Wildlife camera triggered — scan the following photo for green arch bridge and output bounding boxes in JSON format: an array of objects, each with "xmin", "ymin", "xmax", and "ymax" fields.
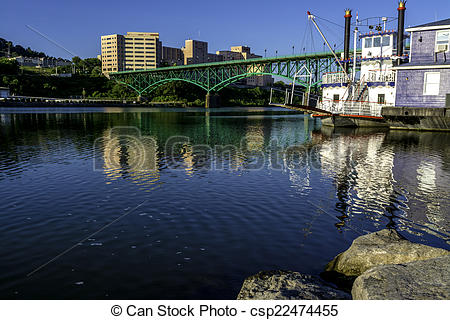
[{"xmin": 109, "ymin": 51, "xmax": 341, "ymax": 107}]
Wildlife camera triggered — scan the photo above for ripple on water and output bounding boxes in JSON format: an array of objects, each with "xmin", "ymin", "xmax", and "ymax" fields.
[{"xmin": 0, "ymin": 111, "xmax": 448, "ymax": 299}]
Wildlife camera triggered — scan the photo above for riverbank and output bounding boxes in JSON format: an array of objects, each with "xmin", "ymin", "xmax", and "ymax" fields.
[
  {"xmin": 238, "ymin": 229, "xmax": 450, "ymax": 300},
  {"xmin": 0, "ymin": 98, "xmax": 187, "ymax": 108}
]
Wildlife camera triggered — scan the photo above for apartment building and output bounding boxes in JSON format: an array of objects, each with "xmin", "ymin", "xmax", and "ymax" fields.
[
  {"xmin": 101, "ymin": 32, "xmax": 161, "ymax": 75},
  {"xmin": 162, "ymin": 46, "xmax": 184, "ymax": 66},
  {"xmin": 216, "ymin": 46, "xmax": 273, "ymax": 87},
  {"xmin": 207, "ymin": 53, "xmax": 223, "ymax": 63},
  {"xmin": 215, "ymin": 50, "xmax": 242, "ymax": 61}
]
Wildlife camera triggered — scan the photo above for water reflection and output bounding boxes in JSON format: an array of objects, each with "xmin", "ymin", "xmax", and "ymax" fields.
[
  {"xmin": 100, "ymin": 128, "xmax": 161, "ymax": 189},
  {"xmin": 0, "ymin": 109, "xmax": 449, "ymax": 299}
]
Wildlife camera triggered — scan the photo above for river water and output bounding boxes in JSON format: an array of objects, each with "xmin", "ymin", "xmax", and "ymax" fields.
[{"xmin": 0, "ymin": 107, "xmax": 449, "ymax": 299}]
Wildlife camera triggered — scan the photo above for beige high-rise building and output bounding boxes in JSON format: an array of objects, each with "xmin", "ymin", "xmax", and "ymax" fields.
[
  {"xmin": 101, "ymin": 34, "xmax": 125, "ymax": 74},
  {"xmin": 124, "ymin": 32, "xmax": 161, "ymax": 71},
  {"xmin": 182, "ymin": 40, "xmax": 208, "ymax": 65},
  {"xmin": 101, "ymin": 32, "xmax": 162, "ymax": 75}
]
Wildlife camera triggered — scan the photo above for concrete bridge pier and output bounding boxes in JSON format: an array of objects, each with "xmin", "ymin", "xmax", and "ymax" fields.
[{"xmin": 205, "ymin": 93, "xmax": 220, "ymax": 108}]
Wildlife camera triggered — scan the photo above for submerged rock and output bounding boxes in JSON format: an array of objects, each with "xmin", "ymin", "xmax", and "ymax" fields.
[
  {"xmin": 352, "ymin": 255, "xmax": 450, "ymax": 300},
  {"xmin": 237, "ymin": 270, "xmax": 350, "ymax": 300},
  {"xmin": 325, "ymin": 229, "xmax": 449, "ymax": 277}
]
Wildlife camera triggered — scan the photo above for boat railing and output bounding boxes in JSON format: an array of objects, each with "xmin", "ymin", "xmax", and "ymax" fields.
[
  {"xmin": 318, "ymin": 98, "xmax": 393, "ymax": 117},
  {"xmin": 367, "ymin": 70, "xmax": 396, "ymax": 82},
  {"xmin": 322, "ymin": 71, "xmax": 348, "ymax": 84}
]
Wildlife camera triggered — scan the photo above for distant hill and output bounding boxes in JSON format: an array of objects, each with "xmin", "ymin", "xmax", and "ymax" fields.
[{"xmin": 0, "ymin": 38, "xmax": 47, "ymax": 58}]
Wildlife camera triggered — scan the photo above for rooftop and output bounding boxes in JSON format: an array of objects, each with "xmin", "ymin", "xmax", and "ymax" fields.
[
  {"xmin": 406, "ymin": 18, "xmax": 450, "ymax": 32},
  {"xmin": 392, "ymin": 61, "xmax": 450, "ymax": 69},
  {"xmin": 411, "ymin": 18, "xmax": 450, "ymax": 29}
]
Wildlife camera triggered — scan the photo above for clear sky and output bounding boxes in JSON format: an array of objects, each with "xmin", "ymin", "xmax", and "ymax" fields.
[{"xmin": 1, "ymin": 0, "xmax": 449, "ymax": 59}]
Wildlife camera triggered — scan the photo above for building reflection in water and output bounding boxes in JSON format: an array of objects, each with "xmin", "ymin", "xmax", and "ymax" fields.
[
  {"xmin": 92, "ymin": 114, "xmax": 448, "ymax": 244},
  {"xmin": 101, "ymin": 128, "xmax": 161, "ymax": 191},
  {"xmin": 305, "ymin": 126, "xmax": 449, "ymax": 245}
]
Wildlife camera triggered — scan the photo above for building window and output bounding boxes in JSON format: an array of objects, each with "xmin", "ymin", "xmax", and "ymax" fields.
[
  {"xmin": 435, "ymin": 30, "xmax": 450, "ymax": 52},
  {"xmin": 364, "ymin": 38, "xmax": 372, "ymax": 48},
  {"xmin": 373, "ymin": 37, "xmax": 381, "ymax": 47},
  {"xmin": 377, "ymin": 94, "xmax": 385, "ymax": 104},
  {"xmin": 423, "ymin": 72, "xmax": 440, "ymax": 95}
]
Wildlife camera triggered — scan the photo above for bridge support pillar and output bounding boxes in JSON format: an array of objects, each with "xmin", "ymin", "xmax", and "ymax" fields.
[{"xmin": 205, "ymin": 93, "xmax": 220, "ymax": 108}]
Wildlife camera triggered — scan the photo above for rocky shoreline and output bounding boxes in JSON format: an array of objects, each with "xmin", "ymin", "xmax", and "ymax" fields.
[{"xmin": 237, "ymin": 229, "xmax": 450, "ymax": 300}]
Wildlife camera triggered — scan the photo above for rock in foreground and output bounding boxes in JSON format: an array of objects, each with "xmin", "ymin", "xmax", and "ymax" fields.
[
  {"xmin": 352, "ymin": 255, "xmax": 450, "ymax": 299},
  {"xmin": 325, "ymin": 229, "xmax": 449, "ymax": 277},
  {"xmin": 237, "ymin": 271, "xmax": 350, "ymax": 300}
]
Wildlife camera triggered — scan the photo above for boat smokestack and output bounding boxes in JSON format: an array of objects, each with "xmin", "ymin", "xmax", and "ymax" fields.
[
  {"xmin": 397, "ymin": 1, "xmax": 406, "ymax": 59},
  {"xmin": 344, "ymin": 9, "xmax": 352, "ymax": 73}
]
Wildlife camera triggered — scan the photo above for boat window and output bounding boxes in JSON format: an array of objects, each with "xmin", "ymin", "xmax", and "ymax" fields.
[
  {"xmin": 365, "ymin": 38, "xmax": 372, "ymax": 48},
  {"xmin": 333, "ymin": 94, "xmax": 340, "ymax": 101},
  {"xmin": 377, "ymin": 94, "xmax": 385, "ymax": 104},
  {"xmin": 373, "ymin": 37, "xmax": 381, "ymax": 47},
  {"xmin": 382, "ymin": 36, "xmax": 390, "ymax": 46}
]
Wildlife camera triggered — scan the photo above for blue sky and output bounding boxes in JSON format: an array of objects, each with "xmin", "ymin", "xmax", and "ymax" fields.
[{"xmin": 1, "ymin": 0, "xmax": 449, "ymax": 59}]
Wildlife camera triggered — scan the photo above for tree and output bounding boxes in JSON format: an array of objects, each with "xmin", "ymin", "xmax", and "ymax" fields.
[
  {"xmin": 0, "ymin": 58, "xmax": 19, "ymax": 75},
  {"xmin": 91, "ymin": 66, "xmax": 102, "ymax": 76},
  {"xmin": 72, "ymin": 56, "xmax": 82, "ymax": 66}
]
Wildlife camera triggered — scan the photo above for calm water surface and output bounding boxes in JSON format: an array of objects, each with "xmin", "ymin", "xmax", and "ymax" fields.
[{"xmin": 0, "ymin": 107, "xmax": 449, "ymax": 299}]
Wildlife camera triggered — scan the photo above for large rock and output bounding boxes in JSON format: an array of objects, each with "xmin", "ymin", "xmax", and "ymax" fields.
[
  {"xmin": 352, "ymin": 255, "xmax": 450, "ymax": 299},
  {"xmin": 325, "ymin": 229, "xmax": 449, "ymax": 277},
  {"xmin": 237, "ymin": 270, "xmax": 350, "ymax": 300}
]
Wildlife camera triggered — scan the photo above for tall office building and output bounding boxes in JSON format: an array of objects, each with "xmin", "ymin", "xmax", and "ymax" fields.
[
  {"xmin": 182, "ymin": 40, "xmax": 208, "ymax": 65},
  {"xmin": 100, "ymin": 34, "xmax": 125, "ymax": 74},
  {"xmin": 101, "ymin": 32, "xmax": 162, "ymax": 75},
  {"xmin": 124, "ymin": 32, "xmax": 161, "ymax": 71}
]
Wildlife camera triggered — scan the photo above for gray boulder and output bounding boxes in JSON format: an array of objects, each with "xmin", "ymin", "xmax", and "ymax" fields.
[
  {"xmin": 237, "ymin": 270, "xmax": 350, "ymax": 300},
  {"xmin": 325, "ymin": 229, "xmax": 449, "ymax": 277},
  {"xmin": 352, "ymin": 255, "xmax": 450, "ymax": 299}
]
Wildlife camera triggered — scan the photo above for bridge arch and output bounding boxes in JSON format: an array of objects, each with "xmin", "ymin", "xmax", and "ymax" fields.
[
  {"xmin": 116, "ymin": 72, "xmax": 314, "ymax": 97},
  {"xmin": 117, "ymin": 78, "xmax": 209, "ymax": 96}
]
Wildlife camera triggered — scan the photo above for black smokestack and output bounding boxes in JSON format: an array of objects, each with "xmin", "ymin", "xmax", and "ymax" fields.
[
  {"xmin": 397, "ymin": 1, "xmax": 406, "ymax": 58},
  {"xmin": 344, "ymin": 9, "xmax": 352, "ymax": 73}
]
